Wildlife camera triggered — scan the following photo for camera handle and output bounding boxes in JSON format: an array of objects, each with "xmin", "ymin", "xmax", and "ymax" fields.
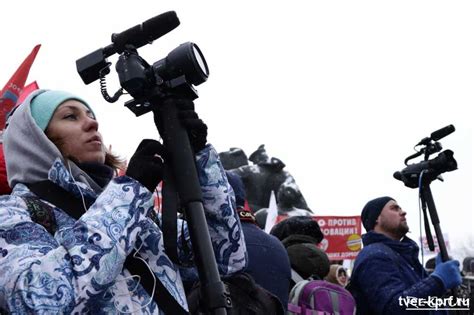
[{"xmin": 153, "ymin": 97, "xmax": 230, "ymax": 315}]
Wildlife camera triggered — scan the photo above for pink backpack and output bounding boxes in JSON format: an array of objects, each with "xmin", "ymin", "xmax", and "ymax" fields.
[{"xmin": 288, "ymin": 278, "xmax": 356, "ymax": 315}]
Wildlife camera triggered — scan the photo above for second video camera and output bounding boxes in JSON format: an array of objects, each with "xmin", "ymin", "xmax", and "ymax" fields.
[{"xmin": 394, "ymin": 125, "xmax": 458, "ymax": 188}]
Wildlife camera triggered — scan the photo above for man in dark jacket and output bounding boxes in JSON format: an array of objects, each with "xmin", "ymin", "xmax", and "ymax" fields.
[
  {"xmin": 349, "ymin": 196, "xmax": 462, "ymax": 315},
  {"xmin": 226, "ymin": 171, "xmax": 291, "ymax": 311}
]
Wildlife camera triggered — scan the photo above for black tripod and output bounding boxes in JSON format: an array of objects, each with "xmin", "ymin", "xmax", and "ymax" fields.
[
  {"xmin": 152, "ymin": 97, "xmax": 230, "ymax": 315},
  {"xmin": 419, "ymin": 179, "xmax": 449, "ymax": 263}
]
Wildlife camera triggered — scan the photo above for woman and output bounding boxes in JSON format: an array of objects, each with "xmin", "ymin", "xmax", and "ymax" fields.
[
  {"xmin": 0, "ymin": 89, "xmax": 246, "ymax": 314},
  {"xmin": 325, "ymin": 264, "xmax": 349, "ymax": 287}
]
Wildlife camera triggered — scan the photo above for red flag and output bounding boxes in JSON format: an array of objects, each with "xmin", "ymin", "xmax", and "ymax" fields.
[
  {"xmin": 16, "ymin": 81, "xmax": 39, "ymax": 106},
  {"xmin": 0, "ymin": 143, "xmax": 11, "ymax": 194},
  {"xmin": 0, "ymin": 44, "xmax": 41, "ymax": 129}
]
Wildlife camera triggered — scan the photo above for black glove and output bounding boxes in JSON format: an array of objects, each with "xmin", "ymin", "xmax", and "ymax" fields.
[
  {"xmin": 126, "ymin": 139, "xmax": 165, "ymax": 192},
  {"xmin": 154, "ymin": 98, "xmax": 208, "ymax": 153},
  {"xmin": 179, "ymin": 107, "xmax": 208, "ymax": 153}
]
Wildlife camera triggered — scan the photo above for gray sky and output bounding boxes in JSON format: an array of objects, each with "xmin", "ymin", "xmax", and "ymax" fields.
[{"xmin": 2, "ymin": 1, "xmax": 472, "ymax": 259}]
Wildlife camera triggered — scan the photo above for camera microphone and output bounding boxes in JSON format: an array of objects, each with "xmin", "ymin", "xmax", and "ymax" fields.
[
  {"xmin": 416, "ymin": 124, "xmax": 455, "ymax": 146},
  {"xmin": 431, "ymin": 124, "xmax": 455, "ymax": 142},
  {"xmin": 77, "ymin": 11, "xmax": 181, "ymax": 84},
  {"xmin": 111, "ymin": 11, "xmax": 180, "ymax": 53}
]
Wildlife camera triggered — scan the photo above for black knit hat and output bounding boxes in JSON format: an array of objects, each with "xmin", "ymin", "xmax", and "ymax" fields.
[
  {"xmin": 286, "ymin": 243, "xmax": 330, "ymax": 279},
  {"xmin": 270, "ymin": 216, "xmax": 324, "ymax": 244},
  {"xmin": 361, "ymin": 196, "xmax": 395, "ymax": 231}
]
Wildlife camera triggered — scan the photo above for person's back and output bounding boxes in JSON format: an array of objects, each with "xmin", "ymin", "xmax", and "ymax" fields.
[
  {"xmin": 226, "ymin": 171, "xmax": 291, "ymax": 310},
  {"xmin": 241, "ymin": 219, "xmax": 291, "ymax": 309},
  {"xmin": 187, "ymin": 271, "xmax": 284, "ymax": 315}
]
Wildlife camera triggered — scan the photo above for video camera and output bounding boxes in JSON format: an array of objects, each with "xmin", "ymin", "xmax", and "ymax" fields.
[
  {"xmin": 75, "ymin": 11, "xmax": 209, "ymax": 116},
  {"xmin": 394, "ymin": 125, "xmax": 465, "ymax": 302},
  {"xmin": 394, "ymin": 125, "xmax": 457, "ymax": 188}
]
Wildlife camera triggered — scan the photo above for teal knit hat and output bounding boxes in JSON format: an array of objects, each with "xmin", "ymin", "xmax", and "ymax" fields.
[{"xmin": 30, "ymin": 90, "xmax": 94, "ymax": 131}]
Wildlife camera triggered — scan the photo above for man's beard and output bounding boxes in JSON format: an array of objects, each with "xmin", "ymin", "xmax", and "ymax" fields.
[{"xmin": 380, "ymin": 221, "xmax": 409, "ymax": 239}]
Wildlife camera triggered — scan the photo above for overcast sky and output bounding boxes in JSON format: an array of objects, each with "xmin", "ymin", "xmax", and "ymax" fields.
[{"xmin": 2, "ymin": 1, "xmax": 472, "ymax": 259}]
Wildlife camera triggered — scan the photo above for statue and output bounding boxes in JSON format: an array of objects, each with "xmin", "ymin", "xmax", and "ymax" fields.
[
  {"xmin": 219, "ymin": 145, "xmax": 313, "ymax": 223},
  {"xmin": 254, "ymin": 180, "xmax": 313, "ymax": 228}
]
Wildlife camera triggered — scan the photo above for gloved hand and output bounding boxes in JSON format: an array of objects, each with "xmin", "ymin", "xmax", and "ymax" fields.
[
  {"xmin": 179, "ymin": 107, "xmax": 208, "ymax": 153},
  {"xmin": 126, "ymin": 139, "xmax": 165, "ymax": 192},
  {"xmin": 431, "ymin": 253, "xmax": 462, "ymax": 290},
  {"xmin": 154, "ymin": 98, "xmax": 208, "ymax": 153}
]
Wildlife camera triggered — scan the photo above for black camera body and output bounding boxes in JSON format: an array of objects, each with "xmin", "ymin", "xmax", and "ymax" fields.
[
  {"xmin": 394, "ymin": 125, "xmax": 457, "ymax": 188},
  {"xmin": 394, "ymin": 149, "xmax": 457, "ymax": 188},
  {"xmin": 76, "ymin": 11, "xmax": 209, "ymax": 116}
]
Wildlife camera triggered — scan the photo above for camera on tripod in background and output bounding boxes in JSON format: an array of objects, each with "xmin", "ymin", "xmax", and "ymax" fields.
[
  {"xmin": 393, "ymin": 124, "xmax": 458, "ymax": 188},
  {"xmin": 75, "ymin": 11, "xmax": 209, "ymax": 116}
]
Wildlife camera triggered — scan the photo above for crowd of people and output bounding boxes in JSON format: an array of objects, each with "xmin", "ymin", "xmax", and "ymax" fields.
[{"xmin": 0, "ymin": 89, "xmax": 471, "ymax": 314}]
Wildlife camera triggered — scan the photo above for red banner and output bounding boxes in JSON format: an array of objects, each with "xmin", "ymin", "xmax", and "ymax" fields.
[
  {"xmin": 276, "ymin": 215, "xmax": 362, "ymax": 260},
  {"xmin": 420, "ymin": 233, "xmax": 450, "ymax": 256},
  {"xmin": 0, "ymin": 44, "xmax": 41, "ymax": 129},
  {"xmin": 314, "ymin": 215, "xmax": 362, "ymax": 260}
]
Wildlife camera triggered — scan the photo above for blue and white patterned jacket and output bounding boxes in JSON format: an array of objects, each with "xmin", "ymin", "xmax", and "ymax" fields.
[
  {"xmin": 0, "ymin": 90, "xmax": 247, "ymax": 314},
  {"xmin": 0, "ymin": 146, "xmax": 246, "ymax": 314}
]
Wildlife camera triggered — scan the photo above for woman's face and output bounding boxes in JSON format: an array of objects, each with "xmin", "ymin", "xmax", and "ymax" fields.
[
  {"xmin": 46, "ymin": 100, "xmax": 106, "ymax": 164},
  {"xmin": 337, "ymin": 268, "xmax": 348, "ymax": 286}
]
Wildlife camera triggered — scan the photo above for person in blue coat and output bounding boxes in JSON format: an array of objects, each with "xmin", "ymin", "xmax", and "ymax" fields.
[
  {"xmin": 225, "ymin": 171, "xmax": 291, "ymax": 311},
  {"xmin": 0, "ymin": 89, "xmax": 246, "ymax": 314},
  {"xmin": 349, "ymin": 196, "xmax": 462, "ymax": 315}
]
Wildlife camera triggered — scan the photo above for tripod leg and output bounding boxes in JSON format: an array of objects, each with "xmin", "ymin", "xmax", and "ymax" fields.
[{"xmin": 154, "ymin": 97, "xmax": 233, "ymax": 314}]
